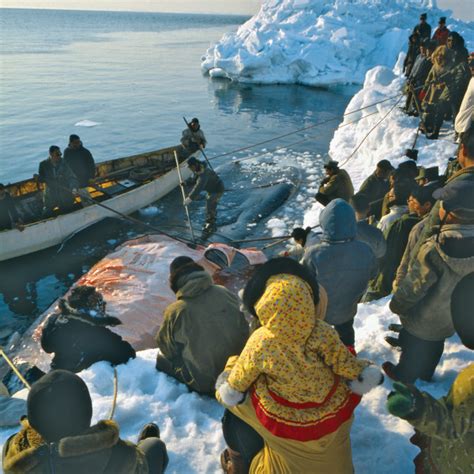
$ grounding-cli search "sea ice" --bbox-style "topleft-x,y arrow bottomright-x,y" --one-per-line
74,120 -> 101,127
202,0 -> 473,87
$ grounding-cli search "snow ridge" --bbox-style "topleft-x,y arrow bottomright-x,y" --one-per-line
202,0 -> 472,86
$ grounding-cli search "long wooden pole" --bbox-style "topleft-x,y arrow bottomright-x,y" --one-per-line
174,151 -> 196,243
0,347 -> 31,390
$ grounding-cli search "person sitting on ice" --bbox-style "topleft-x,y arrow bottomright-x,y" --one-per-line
432,17 -> 449,46
351,193 -> 386,261
358,159 -> 393,204
385,180 -> 474,384
180,117 -> 207,159
155,256 -> 249,396
302,199 -> 377,348
386,273 -> 474,474
184,157 -> 224,233
216,257 -> 383,474
2,370 -> 169,474
41,285 -> 136,373
315,160 -> 354,206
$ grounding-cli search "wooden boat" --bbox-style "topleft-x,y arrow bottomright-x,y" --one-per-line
0,146 -> 192,262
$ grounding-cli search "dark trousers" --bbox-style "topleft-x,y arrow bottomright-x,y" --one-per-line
334,319 -> 355,347
138,438 -> 169,474
222,410 -> 264,467
206,191 -> 223,225
396,329 -> 445,383
315,192 -> 331,207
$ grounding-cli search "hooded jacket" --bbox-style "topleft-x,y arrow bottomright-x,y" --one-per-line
318,169 -> 354,203
223,274 -> 369,441
2,419 -> 148,474
64,145 -> 95,188
406,364 -> 474,474
391,224 -> 474,341
302,199 -> 377,325
155,271 -> 248,395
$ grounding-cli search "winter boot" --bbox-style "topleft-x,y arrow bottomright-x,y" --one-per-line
220,448 -> 249,474
137,423 -> 160,443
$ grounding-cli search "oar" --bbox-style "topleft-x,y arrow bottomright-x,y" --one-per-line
174,151 -> 196,243
0,347 -> 31,390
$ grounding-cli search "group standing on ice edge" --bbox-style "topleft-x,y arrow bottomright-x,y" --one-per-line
1,9 -> 474,474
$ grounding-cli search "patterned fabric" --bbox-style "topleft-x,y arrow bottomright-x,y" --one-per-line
226,274 -> 369,441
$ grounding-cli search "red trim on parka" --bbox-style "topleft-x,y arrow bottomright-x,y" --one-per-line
250,388 -> 362,442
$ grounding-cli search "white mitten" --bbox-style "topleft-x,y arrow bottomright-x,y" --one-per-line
349,366 -> 384,395
217,378 -> 245,407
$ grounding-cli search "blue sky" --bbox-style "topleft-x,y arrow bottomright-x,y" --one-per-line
0,1 -> 472,20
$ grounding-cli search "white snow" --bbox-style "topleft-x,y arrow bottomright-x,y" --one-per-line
202,0 -> 473,86
74,120 -> 101,127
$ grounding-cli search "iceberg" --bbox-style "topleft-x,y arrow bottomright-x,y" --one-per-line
202,0 -> 473,86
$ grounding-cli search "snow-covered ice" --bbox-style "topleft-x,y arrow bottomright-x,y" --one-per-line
202,0 -> 473,86
74,119 -> 101,127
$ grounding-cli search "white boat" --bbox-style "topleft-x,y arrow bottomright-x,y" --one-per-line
0,146 -> 192,262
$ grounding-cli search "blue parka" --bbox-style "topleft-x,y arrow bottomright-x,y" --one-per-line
302,199 -> 377,325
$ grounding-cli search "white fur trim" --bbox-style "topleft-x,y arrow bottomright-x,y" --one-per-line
349,366 -> 383,395
215,371 -> 229,392
218,381 -> 245,407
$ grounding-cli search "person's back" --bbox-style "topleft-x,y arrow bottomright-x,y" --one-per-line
356,219 -> 387,260
64,135 -> 95,188
302,199 -> 377,332
156,259 -> 248,395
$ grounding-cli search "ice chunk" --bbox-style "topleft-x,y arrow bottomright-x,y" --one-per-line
75,120 -> 101,127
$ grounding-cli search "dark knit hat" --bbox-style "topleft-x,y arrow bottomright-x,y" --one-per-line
190,118 -> 199,125
27,370 -> 92,442
69,134 -> 80,143
420,13 -> 427,20
323,160 -> 339,170
169,256 -> 195,274
398,160 -> 418,179
169,261 -> 205,293
376,159 -> 394,171
187,157 -> 201,168
439,17 -> 446,24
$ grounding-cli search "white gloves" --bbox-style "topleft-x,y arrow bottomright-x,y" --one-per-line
184,197 -> 192,206
215,371 -> 245,407
349,366 -> 384,395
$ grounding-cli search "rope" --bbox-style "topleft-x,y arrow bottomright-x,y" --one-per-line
108,367 -> 118,420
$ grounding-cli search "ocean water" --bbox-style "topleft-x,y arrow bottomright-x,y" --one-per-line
0,8 -> 355,344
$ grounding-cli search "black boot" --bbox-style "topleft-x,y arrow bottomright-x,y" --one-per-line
220,448 -> 249,474
137,423 -> 160,443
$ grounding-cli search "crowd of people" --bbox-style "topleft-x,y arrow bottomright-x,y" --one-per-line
2,13 -> 474,474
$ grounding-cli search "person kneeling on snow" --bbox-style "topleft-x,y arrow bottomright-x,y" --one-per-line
216,258 -> 383,474
386,273 -> 474,474
41,286 -> 136,373
155,257 -> 249,396
2,370 -> 168,474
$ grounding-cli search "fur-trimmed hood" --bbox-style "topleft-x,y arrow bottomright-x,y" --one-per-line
57,299 -> 122,327
3,419 -> 147,474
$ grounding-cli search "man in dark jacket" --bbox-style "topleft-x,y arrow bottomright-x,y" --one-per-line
38,145 -> 79,215
41,285 -> 136,373
155,257 -> 249,396
0,183 -> 24,231
180,117 -> 207,159
302,199 -> 377,348
2,370 -> 168,474
315,160 -> 354,206
386,180 -> 474,383
64,134 -> 96,206
413,13 -> 431,41
358,159 -> 393,204
184,157 -> 224,232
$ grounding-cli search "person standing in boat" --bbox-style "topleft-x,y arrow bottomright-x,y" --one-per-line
64,134 -> 96,206
0,183 -> 24,231
180,117 -> 207,159
37,145 -> 79,216
184,157 -> 224,233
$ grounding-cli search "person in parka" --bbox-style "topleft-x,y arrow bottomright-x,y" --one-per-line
216,258 -> 383,474
386,180 -> 474,383
155,257 -> 249,396
2,370 -> 168,474
315,161 -> 354,206
357,159 -> 393,204
386,274 -> 474,474
180,117 -> 207,159
41,285 -> 136,373
184,157 -> 224,232
302,199 -> 377,347
37,145 -> 79,216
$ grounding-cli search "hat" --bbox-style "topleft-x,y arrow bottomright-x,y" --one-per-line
169,256 -> 194,274
377,159 -> 394,171
190,117 -> 199,124
169,261 -> 205,293
439,17 -> 446,23
69,134 -> 80,143
323,160 -> 339,170
28,370 -> 92,442
404,148 -> 418,161
433,180 -> 474,216
416,166 -> 439,182
187,157 -> 200,168
420,13 -> 427,20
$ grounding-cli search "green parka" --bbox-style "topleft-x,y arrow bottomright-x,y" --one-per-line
318,169 -> 354,203
3,419 -> 148,474
155,271 -> 249,394
408,364 -> 474,473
